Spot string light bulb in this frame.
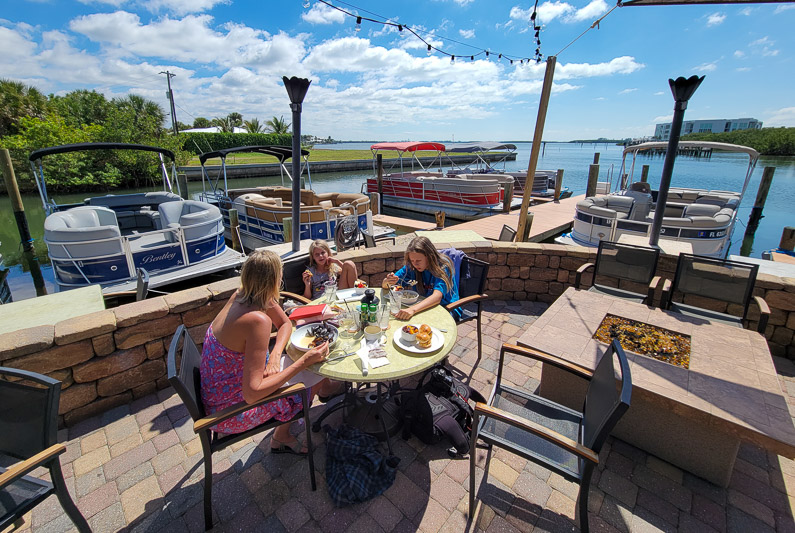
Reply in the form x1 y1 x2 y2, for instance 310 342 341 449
355 16 362 32
470 55 474 61
451 55 455 63
427 44 432 56
398 24 403 31
485 50 489 57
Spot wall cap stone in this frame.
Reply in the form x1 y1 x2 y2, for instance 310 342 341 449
54 309 117 345
0 325 55 362
113 297 169 328
164 286 212 314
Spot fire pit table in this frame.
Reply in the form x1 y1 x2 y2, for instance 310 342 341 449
517 287 795 487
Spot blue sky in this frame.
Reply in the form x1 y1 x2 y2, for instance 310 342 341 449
1 0 793 141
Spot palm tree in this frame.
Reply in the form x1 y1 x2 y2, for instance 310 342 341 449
266 115 291 134
211 116 235 133
243 118 264 133
228 112 243 128
0 79 49 136
113 94 166 135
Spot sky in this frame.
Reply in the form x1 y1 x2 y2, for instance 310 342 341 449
1 0 793 142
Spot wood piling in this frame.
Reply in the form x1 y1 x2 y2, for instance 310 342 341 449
554 169 563 202
0 149 34 252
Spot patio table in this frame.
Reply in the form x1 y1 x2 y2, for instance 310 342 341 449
516 286 795 487
286 288 458 451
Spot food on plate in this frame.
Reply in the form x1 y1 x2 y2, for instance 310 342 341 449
419 324 432 335
354 279 367 289
415 331 432 349
400 324 418 343
305 323 334 348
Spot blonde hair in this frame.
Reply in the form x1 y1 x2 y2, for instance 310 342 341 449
237 250 282 309
404 236 454 292
308 239 341 276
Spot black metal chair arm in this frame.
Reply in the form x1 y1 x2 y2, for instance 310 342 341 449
280 291 312 305
500 343 594 380
0 443 65 490
575 263 595 289
753 296 771 334
445 293 489 311
474 402 599 464
193 383 309 433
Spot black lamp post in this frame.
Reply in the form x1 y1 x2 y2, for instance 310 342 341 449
649 75 704 247
283 76 311 252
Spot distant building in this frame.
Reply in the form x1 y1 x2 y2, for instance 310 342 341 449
654 118 763 140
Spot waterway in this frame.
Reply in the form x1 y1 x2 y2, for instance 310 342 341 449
1 142 793 302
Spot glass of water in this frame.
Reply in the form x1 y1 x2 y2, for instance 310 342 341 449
377 305 390 332
323 280 338 303
338 312 359 351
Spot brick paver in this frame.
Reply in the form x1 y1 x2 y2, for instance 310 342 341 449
12 300 795 532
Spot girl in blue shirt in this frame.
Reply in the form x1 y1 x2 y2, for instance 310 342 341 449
383 236 459 320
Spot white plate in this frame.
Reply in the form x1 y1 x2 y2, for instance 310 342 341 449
290 323 339 352
333 288 364 303
392 326 444 354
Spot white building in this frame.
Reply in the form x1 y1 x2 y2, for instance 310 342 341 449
654 118 763 140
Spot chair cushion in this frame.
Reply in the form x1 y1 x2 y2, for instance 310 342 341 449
480 391 583 480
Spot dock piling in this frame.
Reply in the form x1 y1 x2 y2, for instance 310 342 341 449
586 164 600 197
641 165 650 183
229 209 242 252
554 169 563 202
177 172 189 200
780 227 795 252
740 167 775 256
0 149 34 253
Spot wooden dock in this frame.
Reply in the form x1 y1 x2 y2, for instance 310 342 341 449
448 194 583 241
373 214 437 234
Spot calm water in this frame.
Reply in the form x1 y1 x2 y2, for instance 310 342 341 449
2 142 793 301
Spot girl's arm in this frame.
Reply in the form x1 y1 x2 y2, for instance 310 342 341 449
241 312 328 403
396 289 442 320
265 300 292 376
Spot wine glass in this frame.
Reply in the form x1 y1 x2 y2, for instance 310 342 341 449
338 312 358 351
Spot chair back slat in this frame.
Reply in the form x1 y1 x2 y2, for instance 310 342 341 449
0 368 60 460
459 256 489 300
595 241 659 285
167 325 206 422
581 340 631 453
672 254 758 316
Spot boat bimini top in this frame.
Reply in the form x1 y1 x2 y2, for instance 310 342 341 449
198 145 312 198
371 141 447 174
29 142 179 216
443 142 517 173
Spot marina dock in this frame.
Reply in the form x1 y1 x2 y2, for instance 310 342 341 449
449 193 583 241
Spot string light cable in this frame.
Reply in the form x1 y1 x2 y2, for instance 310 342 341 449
313 0 543 64
554 3 619 57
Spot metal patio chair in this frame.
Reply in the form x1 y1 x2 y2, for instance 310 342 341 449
498 224 517 242
575 240 662 305
661 253 770 333
444 253 490 361
468 340 631 533
167 325 316 531
0 367 90 533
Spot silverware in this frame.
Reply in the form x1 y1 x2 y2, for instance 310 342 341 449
326 350 356 362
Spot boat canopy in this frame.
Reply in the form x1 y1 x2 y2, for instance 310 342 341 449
29 143 175 162
370 142 446 152
444 142 517 153
623 141 759 160
198 145 309 165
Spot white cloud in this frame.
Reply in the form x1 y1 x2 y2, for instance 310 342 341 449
459 29 475 39
765 107 795 127
509 0 608 26
654 91 665 96
301 3 345 25
733 50 744 59
736 67 751 72
452 0 475 5
750 36 779 57
618 88 637 95
692 60 718 72
739 7 753 16
554 56 644 80
653 114 673 123
567 0 609 23
77 0 128 6
142 0 229 15
706 13 725 27
774 4 795 13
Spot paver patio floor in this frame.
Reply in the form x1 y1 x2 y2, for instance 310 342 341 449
6 300 795 533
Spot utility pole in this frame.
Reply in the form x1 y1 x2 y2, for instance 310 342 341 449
160 71 179 135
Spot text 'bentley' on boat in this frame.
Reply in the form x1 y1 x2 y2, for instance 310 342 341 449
196 145 387 251
29 143 245 295
555 141 759 257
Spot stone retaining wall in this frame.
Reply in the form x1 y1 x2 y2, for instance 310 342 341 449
1 240 793 426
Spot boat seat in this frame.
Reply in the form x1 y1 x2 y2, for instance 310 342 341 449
662 207 733 228
159 200 222 242
44 206 123 259
624 190 652 221
86 191 181 210
577 196 634 219
684 204 721 217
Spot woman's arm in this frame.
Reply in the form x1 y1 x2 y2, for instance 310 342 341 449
241 313 328 403
396 289 442 320
265 300 292 375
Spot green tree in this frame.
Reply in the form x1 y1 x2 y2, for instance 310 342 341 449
111 94 166 138
49 89 110 127
0 79 49 136
228 112 243 128
243 118 264 133
211 115 235 133
193 117 211 128
266 115 291 134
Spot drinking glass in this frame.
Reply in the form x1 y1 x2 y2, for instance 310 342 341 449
338 312 358 351
377 305 390 332
323 280 338 303
389 295 401 317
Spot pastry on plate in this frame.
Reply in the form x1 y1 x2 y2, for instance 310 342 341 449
415 331 432 349
419 324 432 335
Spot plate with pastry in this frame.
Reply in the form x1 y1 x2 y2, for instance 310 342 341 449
392 323 444 354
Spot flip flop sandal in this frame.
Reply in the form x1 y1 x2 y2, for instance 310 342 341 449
270 436 308 456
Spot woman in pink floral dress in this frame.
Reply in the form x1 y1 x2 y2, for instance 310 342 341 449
200 250 332 453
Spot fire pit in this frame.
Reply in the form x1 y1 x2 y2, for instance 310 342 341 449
593 314 691 369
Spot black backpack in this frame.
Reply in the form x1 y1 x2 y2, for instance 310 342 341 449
399 365 486 456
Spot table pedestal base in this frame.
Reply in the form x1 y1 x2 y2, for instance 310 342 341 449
540 363 739 488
